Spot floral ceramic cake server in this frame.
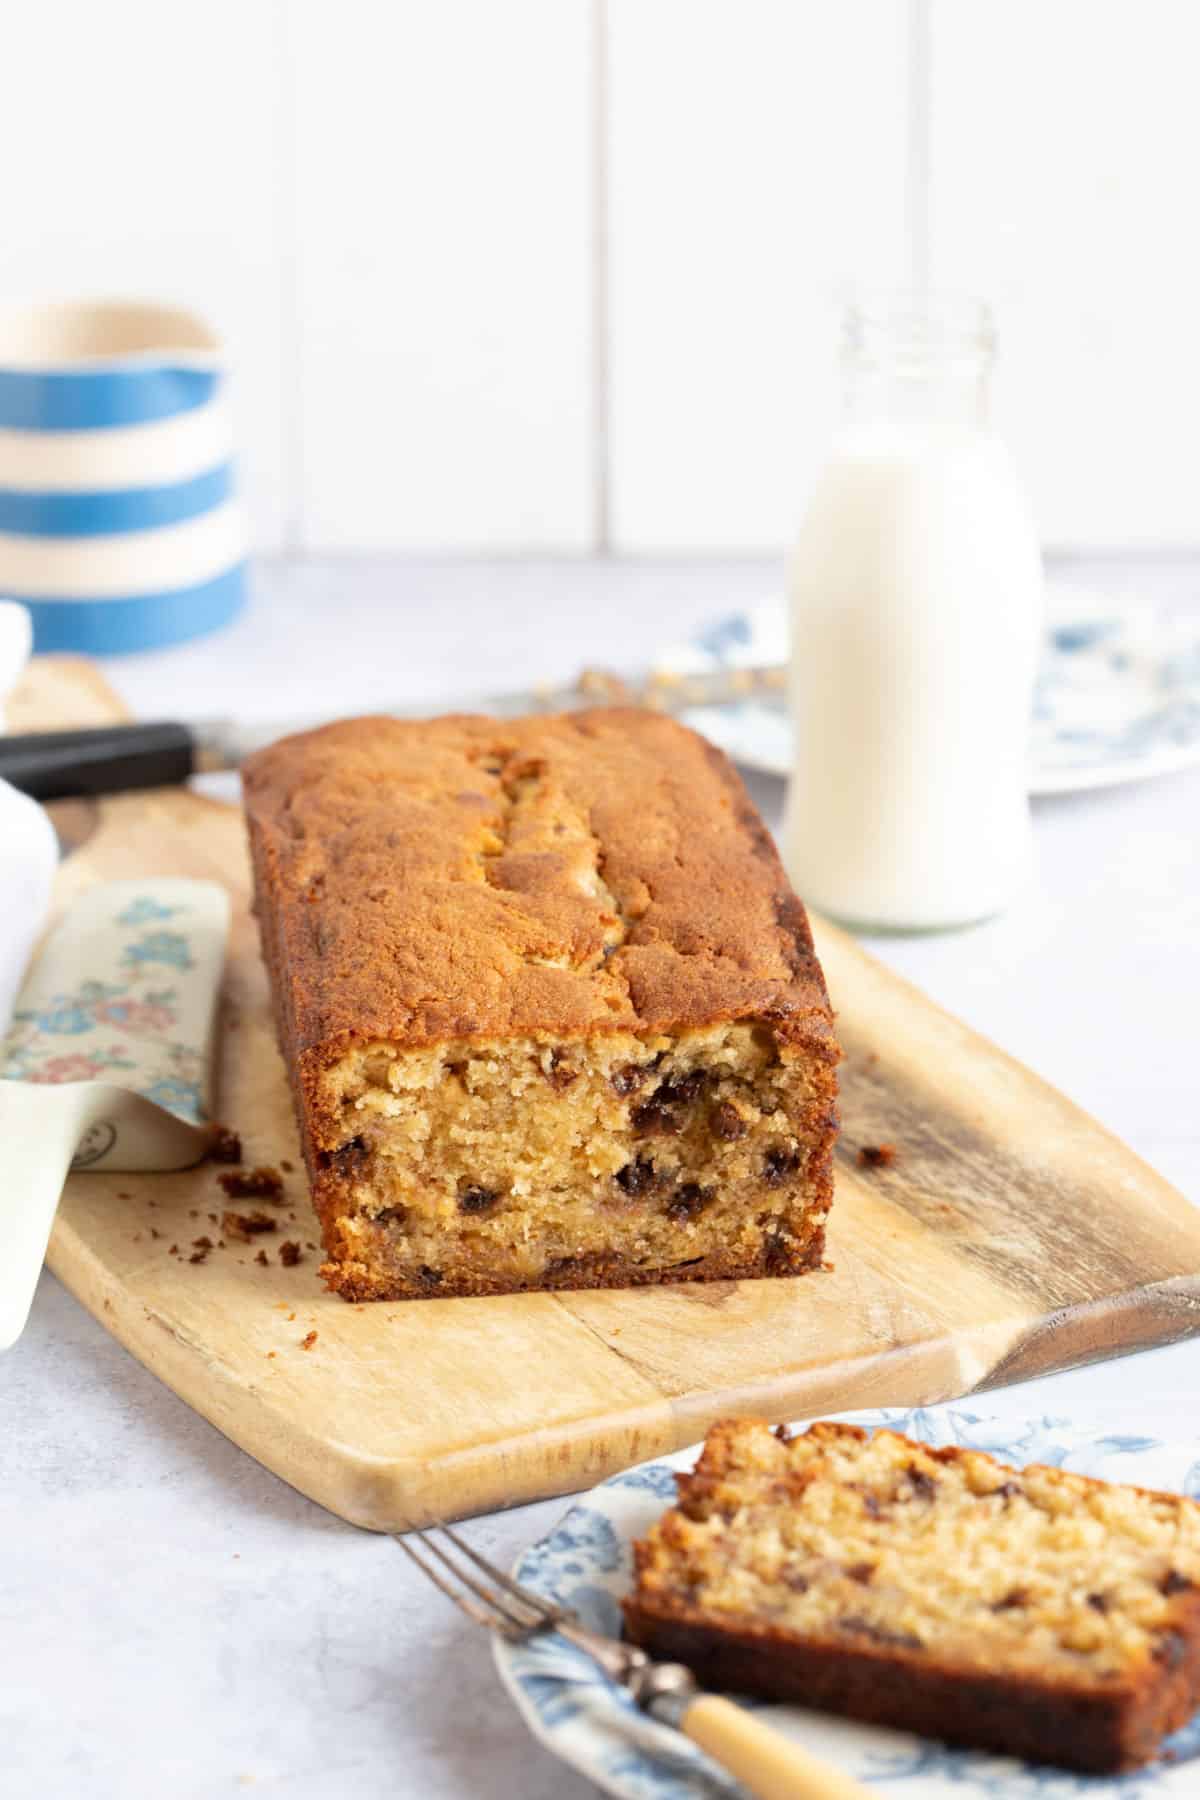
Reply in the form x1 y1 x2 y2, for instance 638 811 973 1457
0 878 229 1347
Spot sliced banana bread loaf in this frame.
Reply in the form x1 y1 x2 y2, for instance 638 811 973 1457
243 710 839 1300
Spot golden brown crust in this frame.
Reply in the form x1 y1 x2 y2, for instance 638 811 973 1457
623 1419 1200 1774
243 708 833 1051
319 1211 829 1302
243 710 839 1300
621 1603 1200 1774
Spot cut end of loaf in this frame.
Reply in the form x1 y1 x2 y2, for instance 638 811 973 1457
309 1021 837 1300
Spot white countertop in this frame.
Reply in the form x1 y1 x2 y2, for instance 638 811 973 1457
6 555 1199 1800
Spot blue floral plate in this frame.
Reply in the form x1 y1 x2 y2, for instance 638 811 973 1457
661 588 1200 797
496 1407 1200 1798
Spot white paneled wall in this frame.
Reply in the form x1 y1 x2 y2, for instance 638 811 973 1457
0 0 289 547
608 0 911 551
1 1 1198 554
289 1 594 550
929 0 1200 548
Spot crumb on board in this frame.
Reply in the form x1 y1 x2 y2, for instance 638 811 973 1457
207 1125 243 1164
255 1249 270 1267
301 1330 318 1351
267 1351 276 1359
218 1167 284 1202
857 1142 897 1169
223 1210 278 1242
280 1242 302 1267
150 1228 161 1239
189 1251 208 1265
168 1244 179 1255
280 1159 294 1173
192 1236 214 1251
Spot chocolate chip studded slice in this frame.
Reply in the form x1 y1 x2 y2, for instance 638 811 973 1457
458 1186 500 1215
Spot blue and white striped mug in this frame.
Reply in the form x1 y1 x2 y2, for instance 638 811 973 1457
0 300 247 653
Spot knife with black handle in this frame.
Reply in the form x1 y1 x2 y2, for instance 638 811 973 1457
0 721 199 800
0 664 786 799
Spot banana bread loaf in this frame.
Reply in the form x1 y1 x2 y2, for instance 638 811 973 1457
243 709 840 1300
623 1418 1200 1773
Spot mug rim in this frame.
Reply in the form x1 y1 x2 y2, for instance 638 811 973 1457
0 298 222 372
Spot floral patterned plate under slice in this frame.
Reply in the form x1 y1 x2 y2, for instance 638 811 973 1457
661 588 1200 797
495 1407 1200 1799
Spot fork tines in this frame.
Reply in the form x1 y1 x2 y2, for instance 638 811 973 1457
395 1522 561 1642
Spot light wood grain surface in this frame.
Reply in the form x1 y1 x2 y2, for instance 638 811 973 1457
19 656 1200 1530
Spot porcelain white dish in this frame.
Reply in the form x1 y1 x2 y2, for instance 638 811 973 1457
0 599 31 725
497 1406 1200 1799
662 587 1200 797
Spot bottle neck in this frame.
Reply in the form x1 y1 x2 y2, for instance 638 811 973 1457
839 294 995 432
841 361 991 429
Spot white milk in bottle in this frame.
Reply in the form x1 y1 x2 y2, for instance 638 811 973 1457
784 296 1043 930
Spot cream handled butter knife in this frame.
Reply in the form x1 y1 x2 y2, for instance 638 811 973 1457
0 878 229 1348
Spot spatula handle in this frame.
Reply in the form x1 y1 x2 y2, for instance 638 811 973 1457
0 1084 82 1349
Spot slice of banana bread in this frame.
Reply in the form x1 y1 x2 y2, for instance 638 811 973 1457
243 710 840 1300
624 1419 1200 1773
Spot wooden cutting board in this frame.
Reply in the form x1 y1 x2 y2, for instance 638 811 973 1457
13 658 1200 1531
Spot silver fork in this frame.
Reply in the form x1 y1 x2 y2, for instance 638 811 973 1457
396 1523 871 1800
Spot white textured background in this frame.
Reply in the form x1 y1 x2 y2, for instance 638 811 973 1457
2 0 1199 554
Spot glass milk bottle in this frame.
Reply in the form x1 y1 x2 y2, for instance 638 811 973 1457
783 295 1043 931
